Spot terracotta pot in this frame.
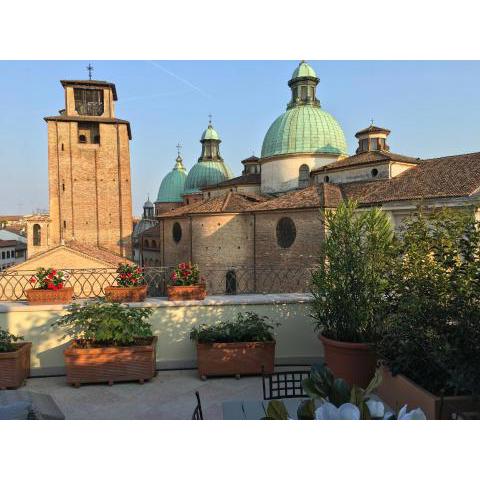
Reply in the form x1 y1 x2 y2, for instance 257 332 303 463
63 336 157 387
196 341 275 379
104 285 147 303
376 365 477 420
26 287 74 305
0 342 31 389
320 335 377 389
167 284 206 301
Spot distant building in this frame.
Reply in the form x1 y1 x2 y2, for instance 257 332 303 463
132 198 157 264
0 240 26 271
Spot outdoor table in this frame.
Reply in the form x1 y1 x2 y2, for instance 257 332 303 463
223 398 304 420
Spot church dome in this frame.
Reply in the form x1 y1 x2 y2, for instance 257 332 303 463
261 61 347 158
156 154 188 203
184 120 234 194
261 105 347 157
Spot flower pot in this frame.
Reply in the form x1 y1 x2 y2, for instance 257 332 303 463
25 287 74 305
376 365 477 420
104 285 147 303
63 336 157 387
196 341 275 379
167 284 206 301
319 335 377 389
0 342 31 389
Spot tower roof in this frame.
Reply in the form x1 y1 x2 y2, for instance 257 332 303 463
201 123 220 141
290 61 317 80
60 80 118 100
355 124 391 138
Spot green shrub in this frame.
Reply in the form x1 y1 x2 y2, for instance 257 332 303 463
310 200 396 343
52 301 153 347
0 328 23 353
377 208 480 396
189 312 278 343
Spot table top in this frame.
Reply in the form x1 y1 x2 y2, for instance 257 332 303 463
223 398 304 420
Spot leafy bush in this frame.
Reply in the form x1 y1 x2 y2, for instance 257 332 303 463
0 328 23 353
189 312 278 343
170 262 204 286
377 208 480 396
115 263 144 287
29 267 67 290
52 301 153 347
310 200 396 343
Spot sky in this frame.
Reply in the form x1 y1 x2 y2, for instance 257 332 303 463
1 60 480 216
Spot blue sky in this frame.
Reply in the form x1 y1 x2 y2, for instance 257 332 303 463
1 60 480 216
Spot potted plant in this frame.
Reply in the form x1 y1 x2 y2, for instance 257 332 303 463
376 208 480 419
167 262 206 300
52 301 156 387
105 263 147 302
0 328 31 389
310 200 396 388
26 267 73 305
263 362 426 420
190 312 278 379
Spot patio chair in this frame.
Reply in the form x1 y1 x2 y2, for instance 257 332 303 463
262 366 310 400
192 391 204 420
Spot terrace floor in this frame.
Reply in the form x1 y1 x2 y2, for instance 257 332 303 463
23 368 304 419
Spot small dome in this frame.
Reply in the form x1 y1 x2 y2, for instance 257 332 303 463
156 156 188 203
201 124 220 141
184 161 234 194
261 105 347 158
143 199 154 208
291 61 317 80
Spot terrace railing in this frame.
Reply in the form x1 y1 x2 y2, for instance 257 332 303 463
0 265 313 302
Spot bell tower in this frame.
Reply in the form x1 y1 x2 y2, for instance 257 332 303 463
44 73 133 257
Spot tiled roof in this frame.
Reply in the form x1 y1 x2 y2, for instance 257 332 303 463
202 173 261 189
312 150 420 173
241 155 260 164
0 215 23 222
142 224 161 237
0 240 18 248
43 116 131 139
64 241 133 266
356 152 480 205
355 125 391 137
158 192 268 217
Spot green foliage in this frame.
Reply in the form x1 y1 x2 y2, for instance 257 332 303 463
310 200 396 343
189 311 278 343
377 207 480 396
0 328 23 353
264 361 383 420
115 263 144 287
51 300 153 347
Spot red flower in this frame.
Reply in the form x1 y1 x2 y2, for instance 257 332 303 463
57 283 63 290
48 272 54 279
51 269 57 276
29 277 37 284
47 282 54 290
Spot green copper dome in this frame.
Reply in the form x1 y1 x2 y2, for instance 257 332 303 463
261 61 347 158
156 155 187 203
261 105 347 157
184 161 234 194
291 61 317 79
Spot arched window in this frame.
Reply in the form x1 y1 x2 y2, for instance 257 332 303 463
172 222 182 243
226 270 237 295
298 164 310 188
324 175 330 183
151 240 157 248
33 224 41 246
144 239 150 248
276 217 297 249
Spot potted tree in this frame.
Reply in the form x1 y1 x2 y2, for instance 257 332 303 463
376 208 480 419
104 263 147 302
26 267 73 305
167 262 206 300
310 200 396 388
0 328 31 389
52 301 156 387
190 312 278 379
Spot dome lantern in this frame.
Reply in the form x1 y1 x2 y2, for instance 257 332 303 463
199 116 222 162
143 196 154 219
287 61 320 110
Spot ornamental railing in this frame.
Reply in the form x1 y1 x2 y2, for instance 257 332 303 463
0 266 313 302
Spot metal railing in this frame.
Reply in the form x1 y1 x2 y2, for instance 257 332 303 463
0 266 313 302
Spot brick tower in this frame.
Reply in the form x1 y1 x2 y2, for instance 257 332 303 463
44 77 133 257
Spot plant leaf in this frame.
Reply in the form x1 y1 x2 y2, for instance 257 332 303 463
329 378 351 407
266 400 289 420
297 399 316 420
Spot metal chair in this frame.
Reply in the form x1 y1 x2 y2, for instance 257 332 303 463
192 391 204 420
262 366 310 400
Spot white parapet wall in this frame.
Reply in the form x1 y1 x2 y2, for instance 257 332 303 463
0 294 323 376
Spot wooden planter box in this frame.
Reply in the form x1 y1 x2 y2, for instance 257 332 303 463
63 336 157 387
167 284 206 301
0 342 31 389
104 285 147 303
196 341 275 379
376 365 477 419
26 287 74 305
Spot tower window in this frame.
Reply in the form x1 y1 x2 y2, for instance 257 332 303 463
370 138 379 150
74 88 104 116
33 224 41 246
324 175 330 183
78 134 87 143
172 222 182 243
78 122 100 144
276 217 296 249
